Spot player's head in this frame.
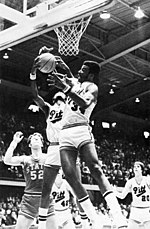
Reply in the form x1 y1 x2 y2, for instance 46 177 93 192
27 132 43 148
52 92 66 105
133 161 144 174
78 60 100 84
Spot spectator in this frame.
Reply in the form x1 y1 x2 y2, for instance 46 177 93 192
0 208 6 227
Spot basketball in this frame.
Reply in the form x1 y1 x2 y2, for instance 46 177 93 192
38 53 56 73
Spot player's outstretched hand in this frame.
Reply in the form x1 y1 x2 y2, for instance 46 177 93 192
30 56 41 75
39 46 54 55
13 131 24 144
55 56 73 78
47 72 68 90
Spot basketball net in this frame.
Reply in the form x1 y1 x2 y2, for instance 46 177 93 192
54 15 92 56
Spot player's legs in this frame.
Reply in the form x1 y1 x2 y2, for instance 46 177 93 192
60 147 87 199
40 166 59 208
60 147 103 229
15 215 34 229
80 143 112 194
80 142 127 228
76 158 90 229
39 166 59 229
39 144 61 229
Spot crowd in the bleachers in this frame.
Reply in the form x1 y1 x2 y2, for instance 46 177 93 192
0 112 150 226
1 112 150 184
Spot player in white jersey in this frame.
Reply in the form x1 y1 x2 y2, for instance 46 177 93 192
30 52 66 229
116 161 150 229
50 58 127 229
30 47 90 229
51 168 76 229
4 131 57 229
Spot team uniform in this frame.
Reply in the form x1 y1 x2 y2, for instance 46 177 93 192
19 155 54 219
127 176 150 224
51 179 76 229
59 81 95 150
44 102 65 168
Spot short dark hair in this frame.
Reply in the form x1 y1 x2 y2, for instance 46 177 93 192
83 60 100 75
83 60 100 85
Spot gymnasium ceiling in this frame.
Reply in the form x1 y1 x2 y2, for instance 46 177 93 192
0 0 150 133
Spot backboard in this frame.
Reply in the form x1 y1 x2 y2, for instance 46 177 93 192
0 0 114 51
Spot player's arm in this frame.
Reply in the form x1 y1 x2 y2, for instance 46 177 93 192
68 83 98 109
30 58 50 119
4 131 25 166
115 179 132 199
51 72 98 109
55 56 74 78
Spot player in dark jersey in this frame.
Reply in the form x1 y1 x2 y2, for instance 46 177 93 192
4 131 57 229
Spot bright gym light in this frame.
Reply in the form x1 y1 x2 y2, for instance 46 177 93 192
100 11 110 19
143 131 150 139
102 122 110 128
134 7 145 19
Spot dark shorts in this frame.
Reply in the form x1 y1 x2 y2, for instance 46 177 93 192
19 194 55 219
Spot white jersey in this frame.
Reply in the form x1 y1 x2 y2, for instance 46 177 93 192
46 102 65 143
128 176 150 208
51 179 72 211
61 81 96 128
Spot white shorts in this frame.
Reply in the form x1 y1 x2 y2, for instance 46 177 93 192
59 125 94 150
130 206 150 223
45 144 61 167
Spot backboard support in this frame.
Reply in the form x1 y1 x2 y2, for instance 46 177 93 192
0 0 114 51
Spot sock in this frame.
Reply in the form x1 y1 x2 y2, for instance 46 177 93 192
78 195 98 225
103 191 123 219
80 212 90 229
38 207 48 229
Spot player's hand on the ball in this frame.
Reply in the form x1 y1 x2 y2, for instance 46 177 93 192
55 56 73 77
13 131 24 144
39 46 54 55
33 56 41 68
31 56 41 74
65 76 78 87
47 75 56 86
48 72 68 90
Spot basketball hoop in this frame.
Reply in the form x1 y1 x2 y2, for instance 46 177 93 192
54 15 92 56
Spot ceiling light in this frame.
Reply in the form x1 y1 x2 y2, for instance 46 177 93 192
112 84 117 88
112 122 116 128
143 131 149 139
134 7 145 19
135 97 140 103
109 88 114 94
102 122 110 128
3 52 9 59
100 10 110 19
